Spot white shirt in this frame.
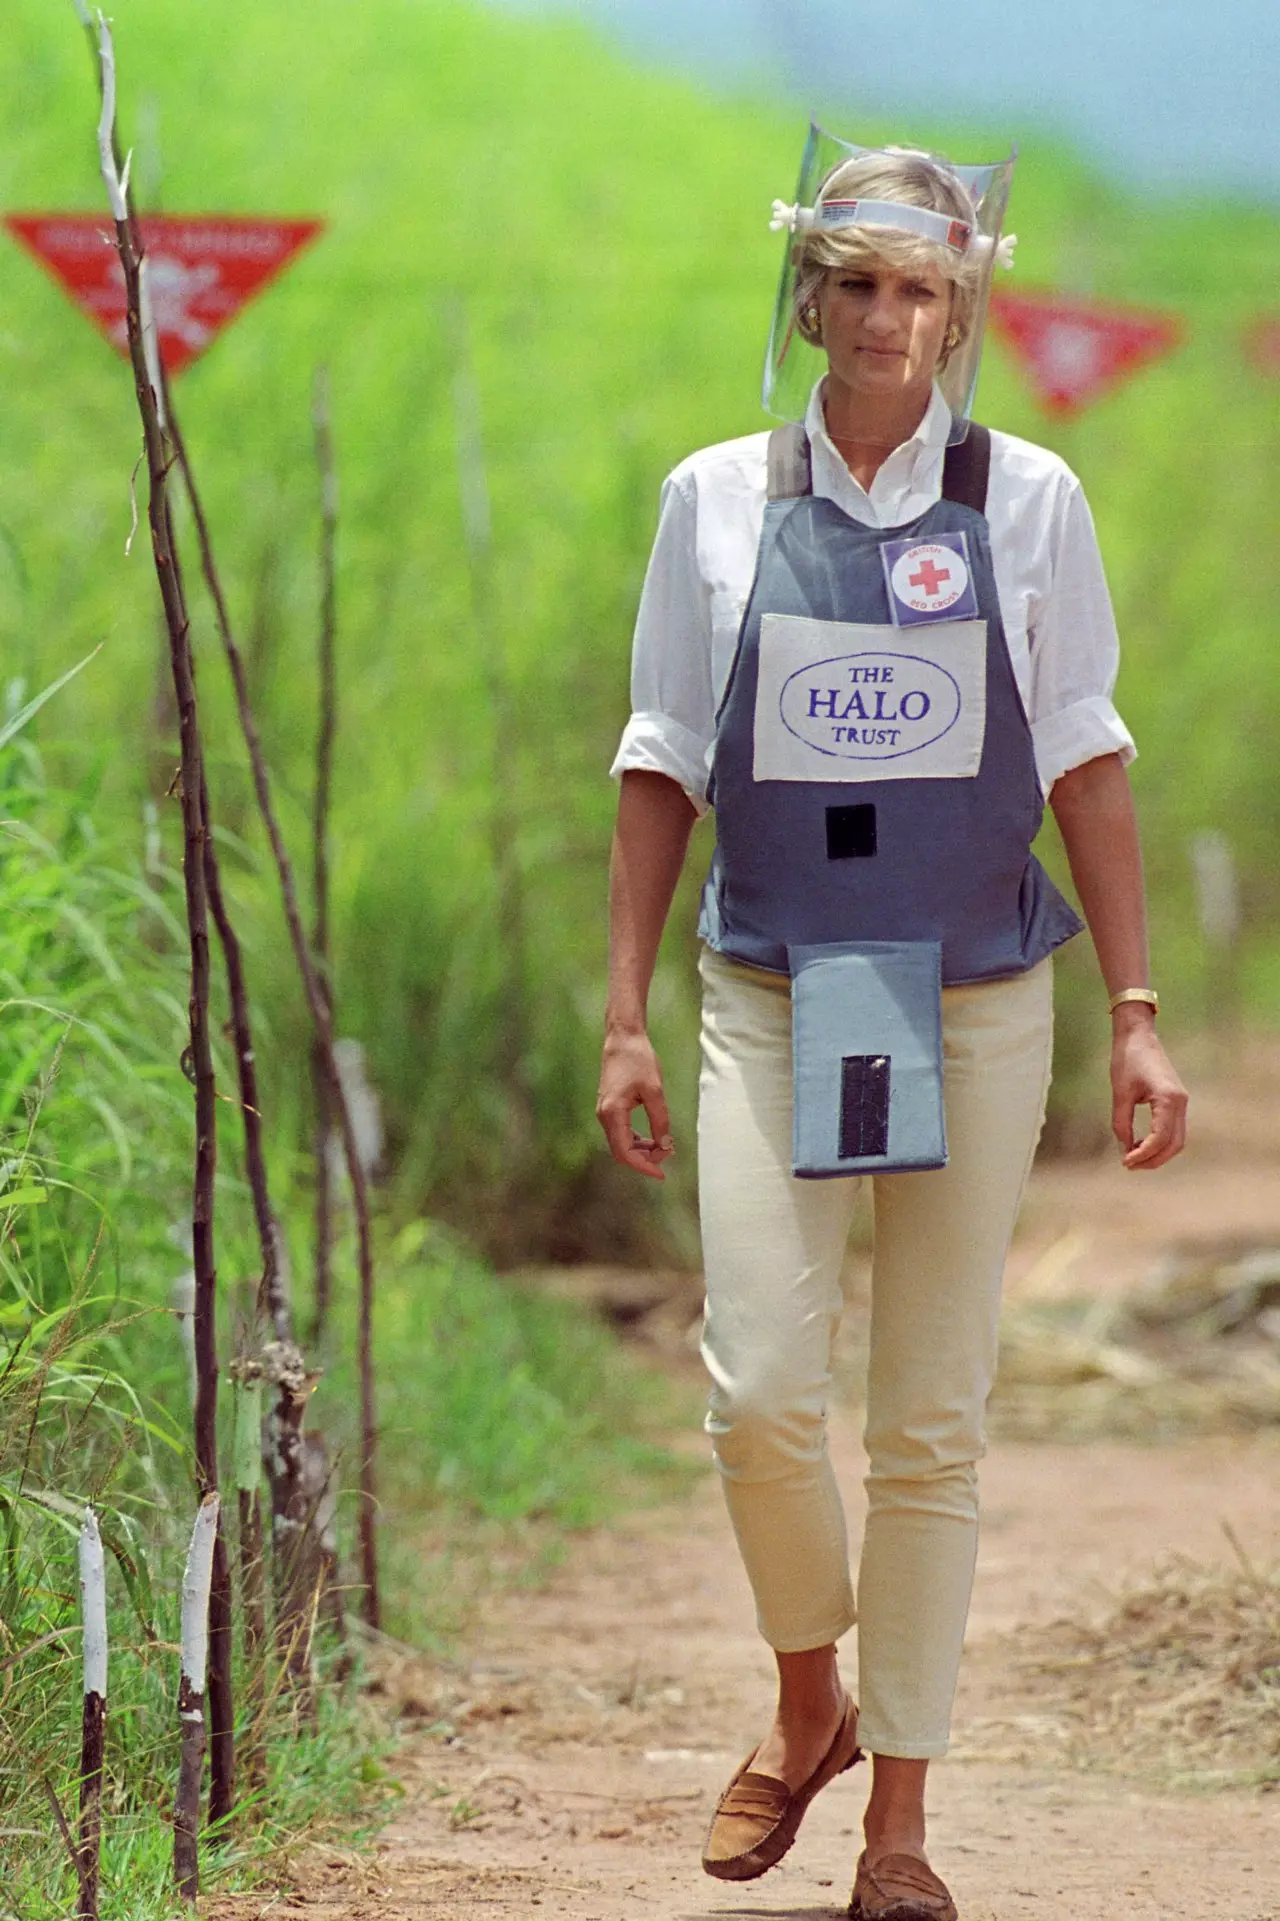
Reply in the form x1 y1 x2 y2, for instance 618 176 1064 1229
610 383 1134 812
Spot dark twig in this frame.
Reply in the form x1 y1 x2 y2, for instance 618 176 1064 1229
164 348 381 1628
160 357 316 1685
39 1771 89 1911
197 753 290 1341
310 364 338 1346
94 17 236 1833
158 499 236 1835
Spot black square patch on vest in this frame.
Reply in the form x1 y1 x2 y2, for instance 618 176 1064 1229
826 803 877 860
839 1055 891 1160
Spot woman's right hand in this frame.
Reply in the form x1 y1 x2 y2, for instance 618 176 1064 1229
596 1027 675 1180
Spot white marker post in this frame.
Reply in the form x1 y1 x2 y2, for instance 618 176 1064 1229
232 1363 268 1800
174 1493 219 1901
78 1508 108 1920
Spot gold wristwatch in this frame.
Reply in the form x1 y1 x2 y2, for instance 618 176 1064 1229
1108 987 1159 1016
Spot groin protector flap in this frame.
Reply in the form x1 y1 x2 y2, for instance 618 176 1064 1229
788 940 947 1179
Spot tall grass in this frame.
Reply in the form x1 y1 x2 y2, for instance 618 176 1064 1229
0 734 377 1914
0 741 690 1909
2 0 1277 1247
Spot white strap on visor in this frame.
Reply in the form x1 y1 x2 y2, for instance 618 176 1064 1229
769 196 1016 268
771 197 971 250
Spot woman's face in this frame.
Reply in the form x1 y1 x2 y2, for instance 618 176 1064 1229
816 256 953 410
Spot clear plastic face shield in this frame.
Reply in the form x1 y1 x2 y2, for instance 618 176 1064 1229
764 123 1016 446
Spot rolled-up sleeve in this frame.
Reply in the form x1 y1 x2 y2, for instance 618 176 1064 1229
1028 476 1136 794
609 471 716 813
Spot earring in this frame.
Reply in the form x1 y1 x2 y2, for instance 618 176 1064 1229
802 303 821 335
944 322 963 351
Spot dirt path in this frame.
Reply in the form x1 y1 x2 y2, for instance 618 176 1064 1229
214 1062 1280 1921
219 1413 1280 1921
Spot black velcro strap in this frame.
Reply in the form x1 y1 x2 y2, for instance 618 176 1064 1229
839 1055 891 1160
941 423 991 513
826 803 877 860
766 424 813 501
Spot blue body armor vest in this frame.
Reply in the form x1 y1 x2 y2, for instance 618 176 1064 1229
696 423 1082 1177
698 423 1083 984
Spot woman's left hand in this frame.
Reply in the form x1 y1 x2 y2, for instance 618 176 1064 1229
1110 1011 1188 1170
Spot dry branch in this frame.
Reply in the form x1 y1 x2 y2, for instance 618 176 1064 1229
77 1507 106 1920
311 365 338 1345
172 444 312 1696
98 7 323 1703
163 344 381 1628
38 1773 88 1910
94 15 235 1825
197 755 292 1342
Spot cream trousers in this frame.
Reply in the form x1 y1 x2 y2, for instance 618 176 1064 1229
697 945 1054 1760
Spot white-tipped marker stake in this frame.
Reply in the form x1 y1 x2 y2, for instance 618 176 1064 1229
232 1364 269 1798
174 1492 219 1901
78 1508 107 1920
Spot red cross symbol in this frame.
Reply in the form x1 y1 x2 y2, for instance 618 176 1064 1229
909 556 952 597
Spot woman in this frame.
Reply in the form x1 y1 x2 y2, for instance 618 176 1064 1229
597 135 1187 1921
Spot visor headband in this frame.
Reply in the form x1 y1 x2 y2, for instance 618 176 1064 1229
769 196 1016 269
772 197 969 248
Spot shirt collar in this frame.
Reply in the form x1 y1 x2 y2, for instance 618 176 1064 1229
802 379 952 526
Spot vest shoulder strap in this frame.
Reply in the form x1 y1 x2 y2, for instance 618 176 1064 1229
766 423 813 500
941 423 991 513
768 420 989 508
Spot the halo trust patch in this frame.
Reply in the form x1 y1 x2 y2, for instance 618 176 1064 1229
881 531 978 627
754 613 987 783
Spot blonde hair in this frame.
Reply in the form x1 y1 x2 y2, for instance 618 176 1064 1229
793 149 984 365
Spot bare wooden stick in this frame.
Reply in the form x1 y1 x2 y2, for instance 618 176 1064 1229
94 17 235 1825
175 1492 219 1901
176 488 312 1700
163 351 381 1629
39 1772 88 1910
231 1366 268 1805
104 17 317 1692
197 755 292 1343
88 0 293 1358
310 364 338 1346
199 800 315 1710
77 1508 106 1921
95 9 374 1634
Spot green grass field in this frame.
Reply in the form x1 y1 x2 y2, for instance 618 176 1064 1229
4 0 1278 1254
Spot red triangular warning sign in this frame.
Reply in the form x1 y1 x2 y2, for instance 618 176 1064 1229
988 288 1183 416
1243 314 1280 379
4 214 323 375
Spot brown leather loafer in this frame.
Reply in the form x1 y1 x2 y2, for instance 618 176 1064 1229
701 1693 862 1882
849 1850 958 1921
